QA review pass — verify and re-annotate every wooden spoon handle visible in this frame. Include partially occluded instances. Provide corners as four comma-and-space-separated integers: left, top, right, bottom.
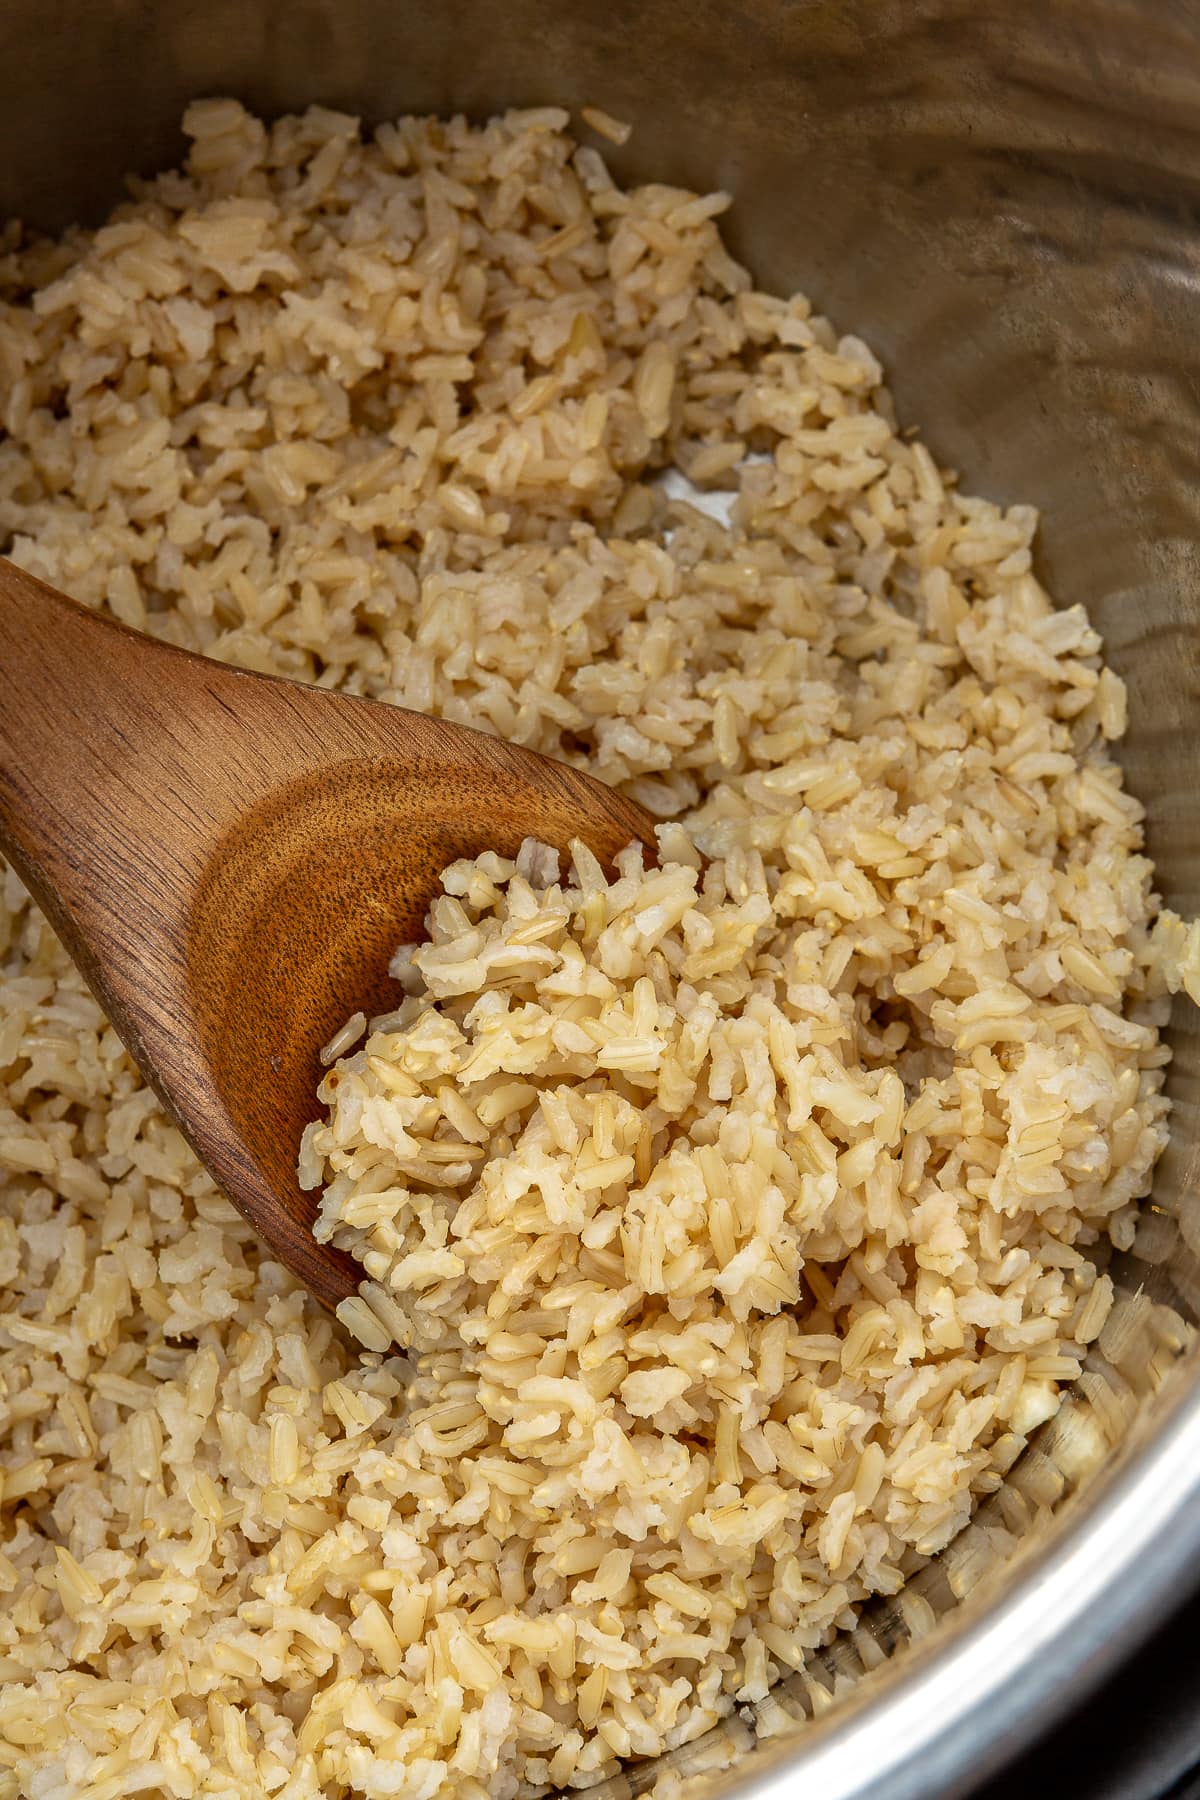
0, 560, 200, 986
0, 559, 149, 871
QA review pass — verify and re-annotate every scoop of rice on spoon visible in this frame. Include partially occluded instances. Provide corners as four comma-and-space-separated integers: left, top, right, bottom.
0, 556, 652, 1311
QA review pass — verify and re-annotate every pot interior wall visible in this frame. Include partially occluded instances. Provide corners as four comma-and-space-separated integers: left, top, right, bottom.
3, 1, 1200, 1793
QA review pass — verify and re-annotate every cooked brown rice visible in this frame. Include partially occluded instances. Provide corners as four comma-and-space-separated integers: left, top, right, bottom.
1, 97, 1197, 1800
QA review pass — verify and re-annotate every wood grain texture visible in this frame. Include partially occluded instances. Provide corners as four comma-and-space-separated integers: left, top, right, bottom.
0, 559, 654, 1311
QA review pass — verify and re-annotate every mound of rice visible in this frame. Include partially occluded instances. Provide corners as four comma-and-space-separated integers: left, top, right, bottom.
1, 97, 1197, 1800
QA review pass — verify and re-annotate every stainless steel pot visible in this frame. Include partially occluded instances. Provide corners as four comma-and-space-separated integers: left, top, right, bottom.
4, 2, 1200, 1795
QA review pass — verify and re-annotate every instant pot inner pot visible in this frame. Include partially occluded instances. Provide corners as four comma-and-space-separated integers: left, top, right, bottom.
3, 3, 1200, 1797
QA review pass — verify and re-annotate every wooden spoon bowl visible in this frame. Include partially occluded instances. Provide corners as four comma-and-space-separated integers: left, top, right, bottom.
0, 559, 653, 1311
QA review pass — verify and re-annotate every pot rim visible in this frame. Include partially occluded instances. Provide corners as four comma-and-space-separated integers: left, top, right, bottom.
721, 1348, 1200, 1800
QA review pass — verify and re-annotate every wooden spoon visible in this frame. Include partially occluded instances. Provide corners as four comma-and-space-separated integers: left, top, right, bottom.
0, 559, 653, 1312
